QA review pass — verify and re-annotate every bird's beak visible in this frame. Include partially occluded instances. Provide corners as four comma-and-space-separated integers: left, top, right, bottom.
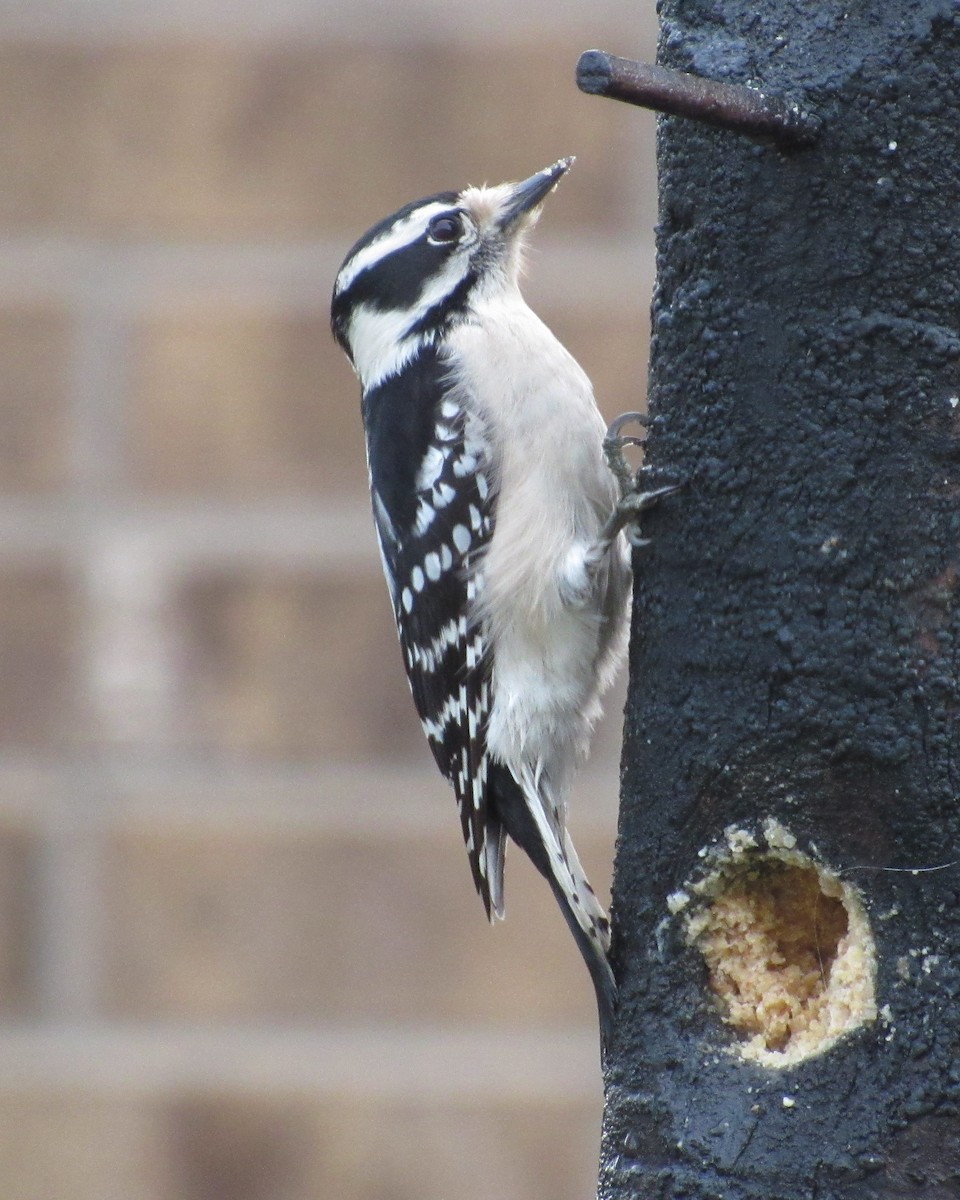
497, 157, 574, 230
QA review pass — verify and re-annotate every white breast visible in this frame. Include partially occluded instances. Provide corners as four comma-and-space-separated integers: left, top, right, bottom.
445, 288, 630, 786
447, 289, 616, 606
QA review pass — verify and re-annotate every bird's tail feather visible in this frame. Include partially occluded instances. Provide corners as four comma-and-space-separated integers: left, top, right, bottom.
488, 763, 617, 1057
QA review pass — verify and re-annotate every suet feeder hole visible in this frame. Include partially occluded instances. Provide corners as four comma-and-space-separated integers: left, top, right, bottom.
673, 822, 877, 1067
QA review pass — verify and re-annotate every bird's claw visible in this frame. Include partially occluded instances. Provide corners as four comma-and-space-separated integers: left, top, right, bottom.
603, 412, 652, 499
605, 411, 652, 440
602, 411, 682, 547
619, 483, 682, 547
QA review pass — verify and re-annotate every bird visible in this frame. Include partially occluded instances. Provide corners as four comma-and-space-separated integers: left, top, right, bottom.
331, 157, 673, 1054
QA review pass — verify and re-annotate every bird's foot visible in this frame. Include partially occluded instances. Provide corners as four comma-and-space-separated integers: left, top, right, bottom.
611, 482, 681, 547
602, 411, 651, 500
601, 412, 681, 548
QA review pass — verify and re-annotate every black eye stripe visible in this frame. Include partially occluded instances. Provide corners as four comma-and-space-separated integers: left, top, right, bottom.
331, 197, 472, 347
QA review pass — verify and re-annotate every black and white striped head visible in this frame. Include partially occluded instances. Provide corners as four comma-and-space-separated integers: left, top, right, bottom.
331, 157, 574, 392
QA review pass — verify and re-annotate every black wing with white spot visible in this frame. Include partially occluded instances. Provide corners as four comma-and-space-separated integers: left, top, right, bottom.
362, 351, 501, 917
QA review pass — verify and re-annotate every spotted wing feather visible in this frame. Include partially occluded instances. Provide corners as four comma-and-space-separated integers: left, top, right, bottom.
365, 367, 500, 917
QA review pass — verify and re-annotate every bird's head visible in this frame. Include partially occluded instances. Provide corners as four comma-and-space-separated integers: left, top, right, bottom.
331, 157, 574, 391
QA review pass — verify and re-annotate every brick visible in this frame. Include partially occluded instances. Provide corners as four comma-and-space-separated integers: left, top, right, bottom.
0, 48, 92, 229
103, 819, 613, 1023
156, 1094, 319, 1200
323, 1096, 602, 1200
0, 307, 72, 492
156, 1092, 600, 1200
0, 823, 40, 1017
0, 565, 77, 750
313, 44, 638, 236
0, 1093, 162, 1200
174, 567, 417, 760
0, 44, 638, 236
130, 304, 365, 496
0, 1085, 600, 1200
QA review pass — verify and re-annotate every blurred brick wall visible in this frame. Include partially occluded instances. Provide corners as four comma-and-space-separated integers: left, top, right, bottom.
0, 3, 658, 1197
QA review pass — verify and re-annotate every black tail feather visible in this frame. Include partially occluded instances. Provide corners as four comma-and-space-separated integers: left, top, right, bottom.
543, 868, 618, 1060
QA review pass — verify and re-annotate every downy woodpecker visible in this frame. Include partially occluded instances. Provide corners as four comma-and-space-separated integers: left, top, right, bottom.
331, 158, 671, 1053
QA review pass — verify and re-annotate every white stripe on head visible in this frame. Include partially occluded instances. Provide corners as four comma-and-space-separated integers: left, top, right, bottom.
347, 249, 473, 390
334, 201, 453, 296
348, 305, 432, 392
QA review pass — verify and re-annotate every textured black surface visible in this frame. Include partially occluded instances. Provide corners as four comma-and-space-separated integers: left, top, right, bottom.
601, 2, 960, 1196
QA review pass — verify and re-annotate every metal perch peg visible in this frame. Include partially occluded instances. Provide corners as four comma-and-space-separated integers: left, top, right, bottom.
576, 50, 822, 148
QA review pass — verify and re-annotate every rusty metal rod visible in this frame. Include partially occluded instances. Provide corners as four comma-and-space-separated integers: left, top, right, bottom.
576, 50, 821, 147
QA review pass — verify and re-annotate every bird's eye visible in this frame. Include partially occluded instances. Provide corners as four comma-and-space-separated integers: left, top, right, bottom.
428, 214, 462, 244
